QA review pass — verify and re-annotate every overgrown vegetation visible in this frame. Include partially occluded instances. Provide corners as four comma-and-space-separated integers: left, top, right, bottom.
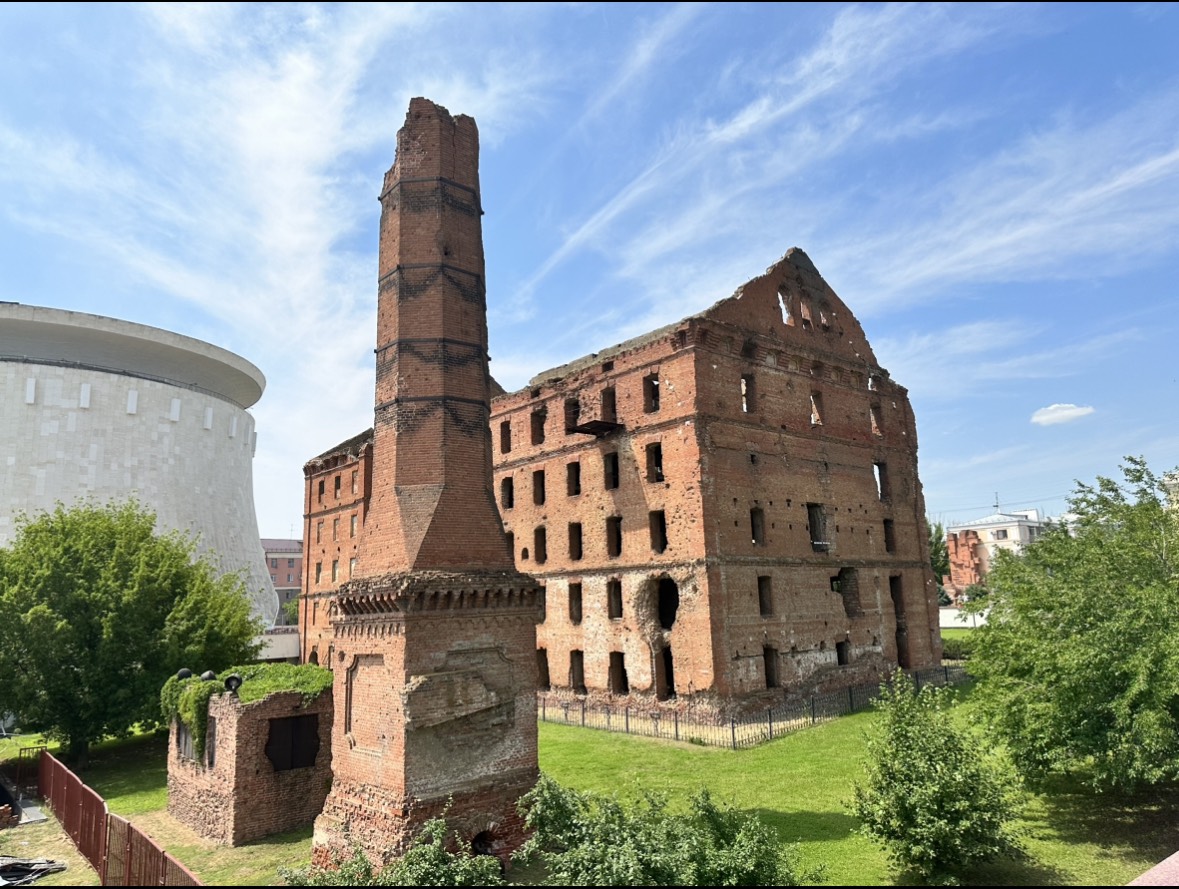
0, 500, 262, 766
160, 662, 332, 758
280, 817, 504, 887
971, 457, 1179, 790
938, 631, 976, 661
516, 774, 819, 886
851, 672, 1024, 881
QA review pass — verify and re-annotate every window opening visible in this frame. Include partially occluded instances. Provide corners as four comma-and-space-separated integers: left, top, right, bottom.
531, 409, 546, 445
807, 503, 829, 552
568, 523, 583, 561
564, 397, 580, 432
601, 387, 617, 423
657, 577, 679, 629
604, 452, 620, 489
870, 404, 883, 437
810, 391, 824, 426
649, 511, 668, 553
758, 575, 773, 617
763, 646, 780, 688
567, 461, 581, 495
777, 289, 794, 325
265, 714, 320, 771
606, 516, 622, 558
534, 527, 547, 565
741, 374, 755, 413
873, 462, 891, 501
646, 443, 664, 482
836, 640, 851, 666
536, 649, 551, 691
569, 650, 586, 694
883, 519, 896, 553
533, 469, 546, 505
655, 646, 676, 700
607, 579, 623, 619
835, 567, 862, 618
501, 477, 514, 509
890, 575, 910, 668
568, 582, 583, 625
500, 420, 511, 453
643, 374, 660, 412
609, 652, 630, 694
751, 507, 766, 545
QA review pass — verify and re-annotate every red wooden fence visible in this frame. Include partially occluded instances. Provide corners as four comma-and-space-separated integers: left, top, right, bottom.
36, 750, 201, 886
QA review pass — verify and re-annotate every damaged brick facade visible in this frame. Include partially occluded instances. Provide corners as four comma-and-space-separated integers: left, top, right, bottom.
166, 689, 333, 846
493, 248, 941, 708
310, 98, 541, 867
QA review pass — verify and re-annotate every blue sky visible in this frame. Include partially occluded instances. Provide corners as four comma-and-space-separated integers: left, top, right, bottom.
3, 2, 1178, 538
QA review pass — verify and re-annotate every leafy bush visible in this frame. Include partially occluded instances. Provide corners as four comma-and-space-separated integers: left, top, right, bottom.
939, 634, 976, 661
516, 773, 819, 886
851, 672, 1022, 881
280, 817, 505, 886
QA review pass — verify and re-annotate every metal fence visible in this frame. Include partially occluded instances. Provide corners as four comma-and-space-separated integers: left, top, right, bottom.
36, 750, 202, 886
538, 665, 968, 749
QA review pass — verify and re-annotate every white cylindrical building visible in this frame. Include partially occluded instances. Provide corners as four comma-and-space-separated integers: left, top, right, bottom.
0, 303, 278, 625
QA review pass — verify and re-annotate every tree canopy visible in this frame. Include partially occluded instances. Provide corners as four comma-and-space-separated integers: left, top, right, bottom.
0, 500, 262, 765
970, 457, 1179, 790
851, 671, 1023, 880
928, 519, 950, 582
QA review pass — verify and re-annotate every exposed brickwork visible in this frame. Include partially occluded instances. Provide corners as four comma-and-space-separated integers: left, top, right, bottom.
494, 249, 941, 708
946, 528, 984, 592
311, 98, 541, 867
166, 689, 332, 846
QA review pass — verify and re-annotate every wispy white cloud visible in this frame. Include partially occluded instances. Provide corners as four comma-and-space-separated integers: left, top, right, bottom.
1031, 403, 1095, 426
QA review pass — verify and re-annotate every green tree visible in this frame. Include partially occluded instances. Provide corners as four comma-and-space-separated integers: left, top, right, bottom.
970, 457, 1179, 790
0, 500, 261, 766
515, 774, 818, 886
851, 672, 1023, 881
929, 519, 950, 581
280, 817, 505, 886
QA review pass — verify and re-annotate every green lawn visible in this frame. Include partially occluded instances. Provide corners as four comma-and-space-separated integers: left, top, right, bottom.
5, 694, 1179, 886
939, 627, 974, 641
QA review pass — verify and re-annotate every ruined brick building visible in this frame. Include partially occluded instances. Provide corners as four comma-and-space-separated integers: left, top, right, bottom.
308, 98, 542, 865
302, 116, 941, 725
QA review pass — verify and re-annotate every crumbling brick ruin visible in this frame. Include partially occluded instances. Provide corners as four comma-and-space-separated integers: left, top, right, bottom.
310, 99, 542, 866
166, 688, 333, 845
492, 248, 941, 707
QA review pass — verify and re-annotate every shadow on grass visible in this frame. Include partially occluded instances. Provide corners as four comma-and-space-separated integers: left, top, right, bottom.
1030, 774, 1179, 868
751, 808, 860, 845
76, 732, 169, 813
244, 823, 314, 847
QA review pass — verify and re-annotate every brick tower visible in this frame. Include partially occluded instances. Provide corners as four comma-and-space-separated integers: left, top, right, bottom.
312, 98, 542, 865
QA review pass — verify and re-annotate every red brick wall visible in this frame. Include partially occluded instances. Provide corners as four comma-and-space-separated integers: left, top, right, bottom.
167, 689, 333, 846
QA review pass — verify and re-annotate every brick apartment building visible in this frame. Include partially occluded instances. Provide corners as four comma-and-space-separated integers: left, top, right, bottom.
261, 538, 303, 624
302, 246, 942, 706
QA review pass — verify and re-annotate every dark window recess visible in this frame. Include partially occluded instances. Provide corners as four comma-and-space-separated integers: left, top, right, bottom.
500, 477, 514, 509
601, 387, 617, 423
763, 646, 780, 689
751, 507, 766, 545
649, 510, 668, 553
883, 519, 896, 554
807, 503, 829, 552
536, 649, 551, 691
570, 650, 586, 694
334, 476, 341, 498
500, 420, 511, 453
655, 646, 676, 701
643, 374, 660, 412
741, 374, 755, 413
567, 461, 581, 495
646, 443, 664, 482
317, 479, 325, 503
265, 714, 320, 772
531, 409, 546, 445
505, 531, 515, 558
604, 452, 620, 489
606, 516, 622, 558
810, 391, 823, 425
538, 584, 546, 623
534, 527, 547, 564
758, 575, 773, 617
206, 717, 216, 768
835, 567, 862, 618
870, 404, 883, 436
609, 652, 630, 694
891, 575, 910, 669
657, 577, 679, 630
176, 722, 195, 761
568, 523, 583, 561
874, 462, 891, 501
564, 398, 581, 432
533, 469, 546, 505
607, 579, 623, 619
837, 640, 851, 666
568, 582, 583, 625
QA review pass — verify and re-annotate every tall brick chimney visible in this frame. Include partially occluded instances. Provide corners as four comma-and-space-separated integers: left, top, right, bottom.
361, 96, 513, 573
312, 98, 541, 867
